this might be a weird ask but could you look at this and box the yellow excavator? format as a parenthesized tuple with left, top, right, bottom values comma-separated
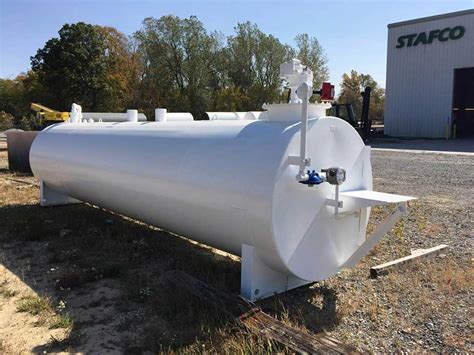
(30, 103, 69, 128)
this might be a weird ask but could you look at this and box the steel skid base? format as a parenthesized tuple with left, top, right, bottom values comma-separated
(40, 181, 81, 207)
(240, 244, 308, 301)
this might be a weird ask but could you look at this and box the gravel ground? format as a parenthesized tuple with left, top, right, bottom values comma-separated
(328, 150, 473, 351)
(372, 150, 473, 253)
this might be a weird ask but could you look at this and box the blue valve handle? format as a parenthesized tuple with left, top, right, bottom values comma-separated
(299, 170, 324, 186)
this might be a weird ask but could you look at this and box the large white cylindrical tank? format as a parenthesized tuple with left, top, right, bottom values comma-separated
(82, 112, 147, 122)
(155, 109, 194, 122)
(166, 113, 193, 121)
(30, 116, 371, 282)
(205, 112, 240, 120)
(243, 111, 263, 120)
(235, 112, 247, 120)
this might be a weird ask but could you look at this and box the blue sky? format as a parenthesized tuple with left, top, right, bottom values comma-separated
(1, 0, 473, 89)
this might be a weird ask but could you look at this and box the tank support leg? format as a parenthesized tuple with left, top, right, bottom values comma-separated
(342, 201, 408, 269)
(40, 181, 81, 207)
(240, 244, 307, 301)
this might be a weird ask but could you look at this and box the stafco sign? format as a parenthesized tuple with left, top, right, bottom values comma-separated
(396, 26, 465, 48)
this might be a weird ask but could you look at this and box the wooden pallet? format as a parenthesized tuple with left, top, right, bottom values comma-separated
(160, 270, 354, 354)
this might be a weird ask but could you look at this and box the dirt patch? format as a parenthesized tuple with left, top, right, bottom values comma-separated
(0, 264, 69, 352)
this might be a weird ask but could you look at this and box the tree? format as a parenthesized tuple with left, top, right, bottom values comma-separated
(31, 23, 114, 111)
(212, 87, 247, 112)
(0, 111, 15, 131)
(225, 22, 292, 110)
(21, 17, 332, 121)
(338, 70, 385, 122)
(294, 34, 329, 90)
(134, 16, 222, 119)
(0, 72, 43, 128)
(0, 77, 28, 118)
(96, 26, 140, 112)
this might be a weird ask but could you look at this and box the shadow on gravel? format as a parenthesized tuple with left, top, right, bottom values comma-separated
(0, 202, 339, 352)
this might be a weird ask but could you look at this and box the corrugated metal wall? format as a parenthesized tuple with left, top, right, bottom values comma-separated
(385, 11, 474, 138)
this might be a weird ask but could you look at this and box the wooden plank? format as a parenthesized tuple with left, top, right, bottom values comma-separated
(161, 270, 353, 354)
(161, 269, 252, 317)
(8, 177, 40, 187)
(239, 310, 351, 354)
(370, 244, 448, 278)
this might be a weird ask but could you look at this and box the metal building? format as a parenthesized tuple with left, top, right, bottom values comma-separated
(385, 9, 474, 138)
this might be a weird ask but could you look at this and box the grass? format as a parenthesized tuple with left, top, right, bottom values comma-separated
(49, 314, 74, 329)
(0, 281, 18, 298)
(16, 295, 74, 330)
(16, 295, 53, 315)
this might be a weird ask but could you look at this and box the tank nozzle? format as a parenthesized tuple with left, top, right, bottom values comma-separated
(298, 167, 346, 187)
(296, 171, 309, 182)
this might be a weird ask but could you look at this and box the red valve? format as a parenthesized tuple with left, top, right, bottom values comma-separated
(320, 82, 335, 101)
